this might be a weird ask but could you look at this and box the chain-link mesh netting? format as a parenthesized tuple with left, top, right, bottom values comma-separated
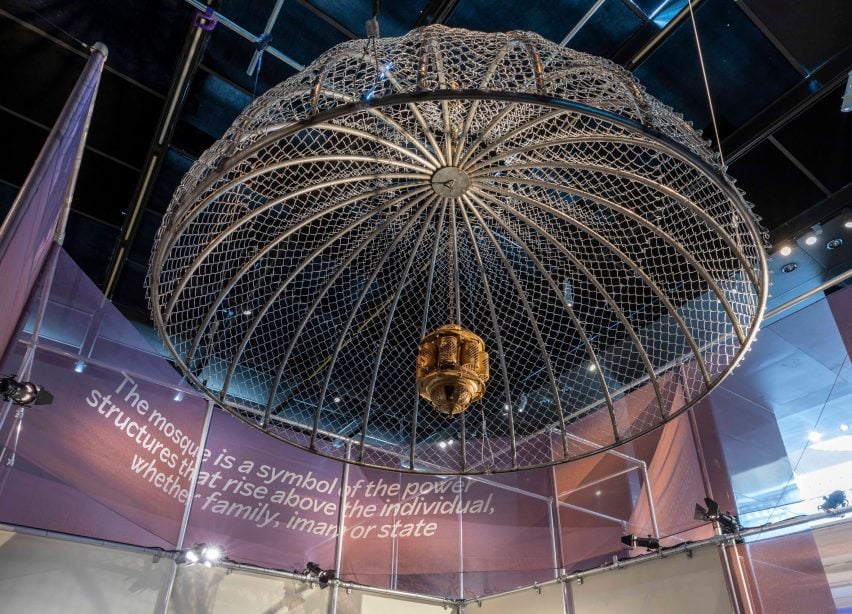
(149, 26, 767, 473)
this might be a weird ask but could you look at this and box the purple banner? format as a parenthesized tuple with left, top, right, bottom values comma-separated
(0, 250, 207, 547)
(0, 47, 105, 361)
(184, 410, 342, 572)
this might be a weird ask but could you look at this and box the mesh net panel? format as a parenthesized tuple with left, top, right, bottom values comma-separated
(148, 26, 767, 474)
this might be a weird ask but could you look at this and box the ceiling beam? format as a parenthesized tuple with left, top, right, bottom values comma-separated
(103, 5, 219, 297)
(415, 0, 461, 27)
(621, 0, 709, 69)
(723, 42, 852, 163)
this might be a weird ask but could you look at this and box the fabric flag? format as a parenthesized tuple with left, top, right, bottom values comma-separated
(0, 43, 107, 361)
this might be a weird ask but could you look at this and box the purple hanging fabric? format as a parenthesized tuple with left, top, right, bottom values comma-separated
(0, 43, 107, 362)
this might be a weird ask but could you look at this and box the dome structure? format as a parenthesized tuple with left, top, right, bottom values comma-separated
(149, 25, 767, 474)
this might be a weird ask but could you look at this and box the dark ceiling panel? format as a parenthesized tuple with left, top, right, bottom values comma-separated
(447, 0, 589, 42)
(271, 1, 350, 65)
(112, 260, 150, 316)
(634, 0, 801, 140)
(310, 0, 428, 37)
(774, 83, 852, 194)
(0, 110, 47, 187)
(147, 149, 194, 215)
(202, 24, 297, 95)
(62, 212, 121, 286)
(728, 140, 827, 230)
(0, 182, 17, 223)
(740, 0, 852, 71)
(87, 69, 162, 168)
(4, 0, 193, 94)
(0, 16, 161, 168)
(570, 0, 645, 58)
(1, 16, 87, 127)
(181, 71, 251, 139)
(69, 154, 139, 227)
(128, 210, 164, 265)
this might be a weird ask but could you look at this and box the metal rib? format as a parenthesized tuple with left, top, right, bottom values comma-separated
(267, 81, 445, 168)
(449, 202, 462, 325)
(457, 196, 520, 468)
(410, 202, 448, 470)
(217, 185, 435, 398)
(187, 184, 433, 374)
(162, 120, 439, 244)
(462, 197, 583, 453)
(470, 189, 667, 425)
(352, 196, 441, 458)
(479, 182, 714, 386)
(471, 159, 760, 291)
(468, 149, 747, 344)
(381, 70, 447, 166)
(163, 173, 427, 322)
(461, 108, 568, 169)
(451, 43, 509, 166)
(261, 189, 434, 427)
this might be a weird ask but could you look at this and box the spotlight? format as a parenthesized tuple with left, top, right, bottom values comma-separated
(202, 545, 222, 562)
(332, 396, 342, 404)
(73, 360, 86, 374)
(588, 363, 597, 372)
(242, 309, 253, 316)
(694, 497, 740, 534)
(621, 534, 659, 550)
(845, 219, 852, 230)
(808, 431, 822, 443)
(780, 262, 798, 273)
(439, 441, 447, 449)
(841, 423, 849, 432)
(0, 375, 53, 407)
(826, 238, 844, 250)
(176, 543, 224, 567)
(305, 562, 336, 588)
(819, 490, 848, 512)
(778, 245, 793, 257)
(802, 224, 823, 246)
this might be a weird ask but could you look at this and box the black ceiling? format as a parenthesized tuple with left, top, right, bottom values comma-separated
(1, 0, 851, 323)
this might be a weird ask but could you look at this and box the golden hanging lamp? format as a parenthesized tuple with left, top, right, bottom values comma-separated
(416, 324, 490, 416)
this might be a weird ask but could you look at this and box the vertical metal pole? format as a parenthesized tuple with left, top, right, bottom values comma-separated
(547, 497, 559, 579)
(54, 43, 108, 245)
(330, 443, 351, 614)
(0, 246, 59, 462)
(688, 406, 745, 613)
(638, 461, 660, 540)
(458, 476, 465, 600)
(158, 399, 215, 614)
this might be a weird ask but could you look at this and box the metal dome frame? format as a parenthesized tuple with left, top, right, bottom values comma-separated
(149, 27, 768, 475)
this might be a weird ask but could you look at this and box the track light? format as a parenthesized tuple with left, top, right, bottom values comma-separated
(621, 534, 659, 550)
(176, 543, 224, 567)
(0, 375, 53, 407)
(802, 224, 822, 246)
(694, 497, 740, 534)
(819, 490, 848, 513)
(305, 562, 336, 588)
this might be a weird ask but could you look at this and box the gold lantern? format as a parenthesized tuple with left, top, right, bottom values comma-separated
(416, 324, 490, 416)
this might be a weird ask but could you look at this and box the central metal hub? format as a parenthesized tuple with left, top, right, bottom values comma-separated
(430, 166, 471, 198)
